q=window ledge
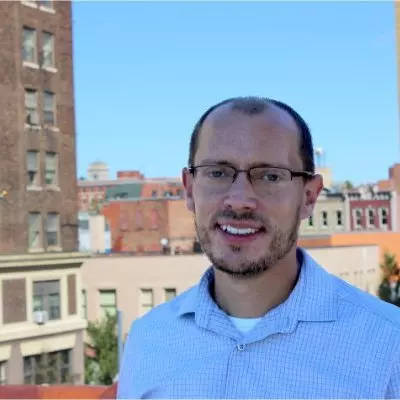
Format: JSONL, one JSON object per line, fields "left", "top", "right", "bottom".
{"left": 44, "top": 125, "right": 60, "bottom": 132}
{"left": 43, "top": 66, "right": 57, "bottom": 73}
{"left": 21, "top": 1, "right": 38, "bottom": 9}
{"left": 39, "top": 5, "right": 55, "bottom": 13}
{"left": 22, "top": 61, "right": 39, "bottom": 70}
{"left": 28, "top": 247, "right": 45, "bottom": 253}
{"left": 46, "top": 185, "right": 60, "bottom": 192}
{"left": 46, "top": 246, "right": 63, "bottom": 253}
{"left": 25, "top": 123, "right": 41, "bottom": 131}
{"left": 27, "top": 186, "right": 43, "bottom": 191}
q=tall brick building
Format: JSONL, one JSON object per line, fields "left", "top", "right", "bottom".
{"left": 0, "top": 0, "right": 87, "bottom": 385}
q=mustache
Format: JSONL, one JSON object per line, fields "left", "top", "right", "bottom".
{"left": 215, "top": 209, "right": 266, "bottom": 224}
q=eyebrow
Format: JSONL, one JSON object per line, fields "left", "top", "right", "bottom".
{"left": 195, "top": 159, "right": 295, "bottom": 170}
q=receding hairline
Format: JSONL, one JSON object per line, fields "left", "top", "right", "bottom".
{"left": 200, "top": 97, "right": 301, "bottom": 139}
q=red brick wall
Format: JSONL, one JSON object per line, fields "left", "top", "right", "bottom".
{"left": 103, "top": 198, "right": 195, "bottom": 253}
{"left": 349, "top": 199, "right": 392, "bottom": 231}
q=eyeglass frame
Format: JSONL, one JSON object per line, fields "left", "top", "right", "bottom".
{"left": 187, "top": 163, "right": 315, "bottom": 187}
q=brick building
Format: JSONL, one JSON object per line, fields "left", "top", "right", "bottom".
{"left": 0, "top": 0, "right": 87, "bottom": 385}
{"left": 78, "top": 163, "right": 183, "bottom": 212}
{"left": 347, "top": 186, "right": 396, "bottom": 231}
{"left": 102, "top": 198, "right": 196, "bottom": 253}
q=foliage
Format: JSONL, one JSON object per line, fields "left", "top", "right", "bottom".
{"left": 85, "top": 312, "right": 118, "bottom": 385}
{"left": 378, "top": 251, "right": 400, "bottom": 306}
{"left": 343, "top": 180, "right": 354, "bottom": 190}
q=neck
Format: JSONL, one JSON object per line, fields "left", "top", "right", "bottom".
{"left": 213, "top": 248, "right": 300, "bottom": 318}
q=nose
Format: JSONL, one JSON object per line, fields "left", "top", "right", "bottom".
{"left": 223, "top": 171, "right": 257, "bottom": 211}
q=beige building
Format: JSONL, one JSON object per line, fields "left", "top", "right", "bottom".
{"left": 300, "top": 189, "right": 348, "bottom": 236}
{"left": 81, "top": 245, "right": 380, "bottom": 337}
{"left": 0, "top": 253, "right": 88, "bottom": 385}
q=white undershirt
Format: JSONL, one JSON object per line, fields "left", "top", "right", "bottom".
{"left": 229, "top": 316, "right": 262, "bottom": 333}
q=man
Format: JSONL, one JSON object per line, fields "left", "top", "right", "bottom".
{"left": 118, "top": 97, "right": 400, "bottom": 399}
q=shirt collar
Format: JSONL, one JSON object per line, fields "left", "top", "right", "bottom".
{"left": 176, "top": 248, "right": 338, "bottom": 323}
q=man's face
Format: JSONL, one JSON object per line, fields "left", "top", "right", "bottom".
{"left": 183, "top": 104, "right": 322, "bottom": 279}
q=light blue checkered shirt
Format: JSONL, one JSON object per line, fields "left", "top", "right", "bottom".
{"left": 118, "top": 249, "right": 400, "bottom": 399}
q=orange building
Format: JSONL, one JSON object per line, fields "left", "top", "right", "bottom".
{"left": 299, "top": 231, "right": 400, "bottom": 263}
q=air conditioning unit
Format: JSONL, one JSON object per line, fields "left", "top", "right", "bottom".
{"left": 33, "top": 310, "right": 48, "bottom": 325}
{"left": 27, "top": 112, "right": 39, "bottom": 126}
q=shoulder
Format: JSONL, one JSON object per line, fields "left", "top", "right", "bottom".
{"left": 332, "top": 274, "right": 400, "bottom": 330}
{"left": 127, "top": 285, "right": 197, "bottom": 339}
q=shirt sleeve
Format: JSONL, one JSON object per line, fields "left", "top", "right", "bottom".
{"left": 117, "top": 320, "right": 140, "bottom": 399}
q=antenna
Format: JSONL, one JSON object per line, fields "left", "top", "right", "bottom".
{"left": 314, "top": 147, "right": 324, "bottom": 168}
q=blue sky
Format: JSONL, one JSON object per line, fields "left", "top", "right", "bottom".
{"left": 73, "top": 1, "right": 399, "bottom": 185}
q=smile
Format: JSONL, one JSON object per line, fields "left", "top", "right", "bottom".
{"left": 220, "top": 225, "right": 261, "bottom": 236}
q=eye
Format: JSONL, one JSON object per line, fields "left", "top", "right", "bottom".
{"left": 264, "top": 173, "right": 280, "bottom": 182}
{"left": 201, "top": 166, "right": 230, "bottom": 179}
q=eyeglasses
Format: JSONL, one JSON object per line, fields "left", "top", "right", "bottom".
{"left": 188, "top": 164, "right": 313, "bottom": 194}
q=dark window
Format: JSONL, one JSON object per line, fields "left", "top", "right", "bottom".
{"left": 33, "top": 280, "right": 60, "bottom": 320}
{"left": 23, "top": 350, "right": 72, "bottom": 385}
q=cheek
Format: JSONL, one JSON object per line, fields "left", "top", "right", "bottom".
{"left": 265, "top": 192, "right": 301, "bottom": 221}
{"left": 193, "top": 190, "right": 220, "bottom": 223}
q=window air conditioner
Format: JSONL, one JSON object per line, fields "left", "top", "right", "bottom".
{"left": 33, "top": 310, "right": 48, "bottom": 325}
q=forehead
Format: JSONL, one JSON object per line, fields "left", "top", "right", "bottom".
{"left": 195, "top": 103, "right": 302, "bottom": 168}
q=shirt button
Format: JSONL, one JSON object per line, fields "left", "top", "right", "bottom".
{"left": 237, "top": 344, "right": 246, "bottom": 351}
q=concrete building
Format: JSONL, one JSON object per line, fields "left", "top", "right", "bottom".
{"left": 81, "top": 245, "right": 380, "bottom": 338}
{"left": 0, "top": 0, "right": 87, "bottom": 384}
{"left": 0, "top": 253, "right": 87, "bottom": 385}
{"left": 78, "top": 212, "right": 111, "bottom": 254}
{"left": 299, "top": 188, "right": 347, "bottom": 236}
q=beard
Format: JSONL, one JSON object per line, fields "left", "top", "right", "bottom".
{"left": 195, "top": 206, "right": 301, "bottom": 280}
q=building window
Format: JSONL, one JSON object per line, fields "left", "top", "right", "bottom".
{"left": 23, "top": 350, "right": 71, "bottom": 385}
{"left": 28, "top": 212, "right": 42, "bottom": 250}
{"left": 45, "top": 152, "right": 58, "bottom": 185}
{"left": 308, "top": 215, "right": 314, "bottom": 227}
{"left": 380, "top": 208, "right": 388, "bottom": 227}
{"left": 321, "top": 211, "right": 328, "bottom": 227}
{"left": 27, "top": 151, "right": 39, "bottom": 186}
{"left": 367, "top": 208, "right": 375, "bottom": 228}
{"left": 99, "top": 289, "right": 117, "bottom": 318}
{"left": 43, "top": 91, "right": 55, "bottom": 125}
{"left": 42, "top": 32, "right": 54, "bottom": 67}
{"left": 135, "top": 210, "right": 144, "bottom": 230}
{"left": 82, "top": 289, "right": 87, "bottom": 319}
{"left": 33, "top": 280, "right": 61, "bottom": 320}
{"left": 164, "top": 288, "right": 176, "bottom": 302}
{"left": 150, "top": 209, "right": 159, "bottom": 230}
{"left": 354, "top": 209, "right": 363, "bottom": 229}
{"left": 139, "top": 288, "right": 153, "bottom": 315}
{"left": 0, "top": 361, "right": 7, "bottom": 384}
{"left": 336, "top": 210, "right": 343, "bottom": 226}
{"left": 22, "top": 27, "right": 36, "bottom": 63}
{"left": 45, "top": 213, "right": 60, "bottom": 247}
{"left": 151, "top": 190, "right": 157, "bottom": 197}
{"left": 25, "top": 89, "right": 39, "bottom": 125}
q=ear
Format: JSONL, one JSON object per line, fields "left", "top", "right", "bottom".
{"left": 182, "top": 167, "right": 195, "bottom": 213}
{"left": 300, "top": 174, "right": 323, "bottom": 220}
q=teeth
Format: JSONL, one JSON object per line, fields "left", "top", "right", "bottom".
{"left": 221, "top": 225, "right": 259, "bottom": 235}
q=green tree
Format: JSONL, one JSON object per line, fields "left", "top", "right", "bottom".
{"left": 378, "top": 251, "right": 400, "bottom": 306}
{"left": 343, "top": 180, "right": 354, "bottom": 190}
{"left": 85, "top": 313, "right": 118, "bottom": 385}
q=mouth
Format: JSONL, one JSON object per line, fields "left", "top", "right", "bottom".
{"left": 215, "top": 223, "right": 266, "bottom": 243}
